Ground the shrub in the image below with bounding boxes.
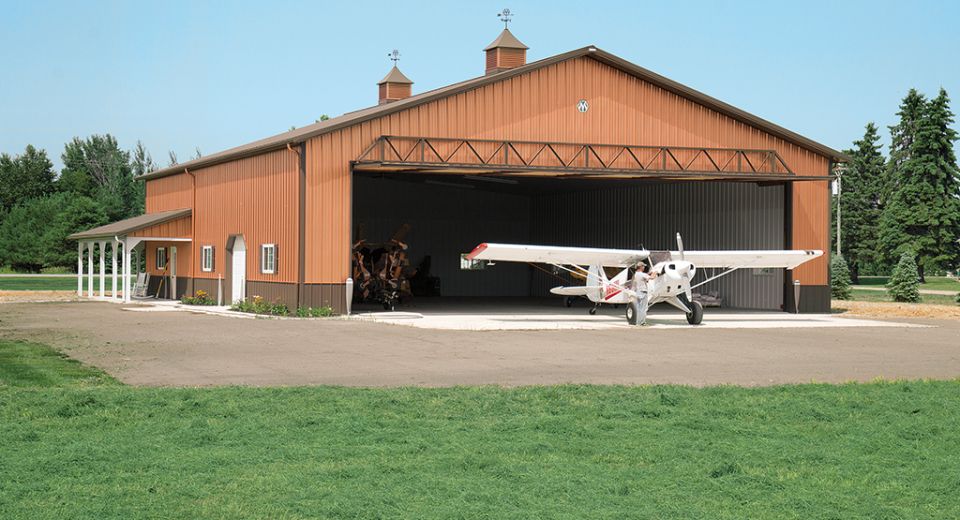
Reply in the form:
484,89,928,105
181,289,215,306
296,306,335,318
830,254,852,300
887,252,921,303
230,295,289,316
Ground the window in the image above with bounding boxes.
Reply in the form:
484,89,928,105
201,246,214,272
156,247,167,270
261,244,276,274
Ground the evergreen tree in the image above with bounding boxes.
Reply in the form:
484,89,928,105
878,89,960,281
882,89,926,212
837,123,885,280
40,194,108,268
0,145,56,213
886,251,920,302
0,195,62,272
830,254,852,300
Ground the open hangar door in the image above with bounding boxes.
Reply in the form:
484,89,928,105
352,171,786,310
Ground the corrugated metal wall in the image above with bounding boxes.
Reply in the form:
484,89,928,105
191,149,300,283
145,173,192,213
530,182,785,309
129,216,192,238
353,176,531,296
306,55,830,286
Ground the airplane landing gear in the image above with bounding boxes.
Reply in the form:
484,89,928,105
588,306,598,315
625,304,637,325
686,300,703,325
564,296,575,308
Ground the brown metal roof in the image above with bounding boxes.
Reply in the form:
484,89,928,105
483,29,529,51
377,65,413,85
139,46,846,181
68,208,192,240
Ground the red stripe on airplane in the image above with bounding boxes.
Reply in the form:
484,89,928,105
465,243,488,260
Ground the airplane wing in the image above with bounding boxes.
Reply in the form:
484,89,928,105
671,250,823,269
549,286,597,296
465,243,649,267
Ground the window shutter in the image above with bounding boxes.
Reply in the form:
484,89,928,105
211,247,215,272
274,244,278,273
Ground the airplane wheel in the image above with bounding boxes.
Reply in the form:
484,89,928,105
625,305,637,325
588,307,597,315
564,296,574,308
686,301,703,325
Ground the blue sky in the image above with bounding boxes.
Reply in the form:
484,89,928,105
1,0,957,169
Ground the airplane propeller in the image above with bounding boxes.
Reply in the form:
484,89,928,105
676,233,693,302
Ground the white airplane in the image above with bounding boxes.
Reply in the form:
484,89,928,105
464,234,822,325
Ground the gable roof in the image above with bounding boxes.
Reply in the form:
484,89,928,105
68,208,192,240
140,46,845,181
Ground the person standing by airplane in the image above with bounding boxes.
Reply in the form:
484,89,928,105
630,262,658,326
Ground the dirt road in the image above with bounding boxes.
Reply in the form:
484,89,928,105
2,301,958,387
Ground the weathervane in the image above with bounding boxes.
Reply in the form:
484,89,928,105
388,49,400,64
497,8,513,29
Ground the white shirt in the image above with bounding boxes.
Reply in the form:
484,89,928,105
633,271,653,293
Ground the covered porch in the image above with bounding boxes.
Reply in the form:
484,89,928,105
68,209,192,303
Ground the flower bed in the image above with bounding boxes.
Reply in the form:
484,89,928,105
229,296,336,318
181,290,216,306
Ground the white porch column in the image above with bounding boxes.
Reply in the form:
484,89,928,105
111,241,118,300
123,241,132,303
87,241,94,298
98,240,106,298
77,242,84,296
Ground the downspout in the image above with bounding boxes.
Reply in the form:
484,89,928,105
287,143,305,310
184,168,196,297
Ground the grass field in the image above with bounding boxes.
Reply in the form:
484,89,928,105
857,275,960,292
849,288,959,306
0,276,109,291
2,340,959,518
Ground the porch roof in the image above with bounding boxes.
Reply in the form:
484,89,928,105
68,208,192,240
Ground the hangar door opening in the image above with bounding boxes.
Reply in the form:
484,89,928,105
352,173,785,310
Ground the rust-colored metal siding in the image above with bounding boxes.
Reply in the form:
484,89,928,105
129,216,192,238
305,55,831,285
792,180,830,285
191,148,299,284
144,242,192,278
145,173,193,213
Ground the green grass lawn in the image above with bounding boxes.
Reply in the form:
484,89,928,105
0,276,111,291
857,275,960,292
2,339,960,519
849,288,959,306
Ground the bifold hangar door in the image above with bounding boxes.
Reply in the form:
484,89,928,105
352,174,785,310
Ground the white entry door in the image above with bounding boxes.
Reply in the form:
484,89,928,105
232,237,246,303
170,246,177,299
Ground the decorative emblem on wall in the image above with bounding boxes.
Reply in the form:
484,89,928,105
577,99,589,113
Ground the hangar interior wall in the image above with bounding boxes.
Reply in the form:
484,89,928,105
530,182,785,310
354,176,786,310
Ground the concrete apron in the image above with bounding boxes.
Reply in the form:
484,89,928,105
349,309,929,331
110,298,929,331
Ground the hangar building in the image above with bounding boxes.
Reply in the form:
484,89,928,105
70,27,843,314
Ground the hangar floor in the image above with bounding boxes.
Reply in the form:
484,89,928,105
350,297,922,331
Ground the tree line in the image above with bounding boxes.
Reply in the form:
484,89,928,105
835,88,960,283
0,135,156,272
